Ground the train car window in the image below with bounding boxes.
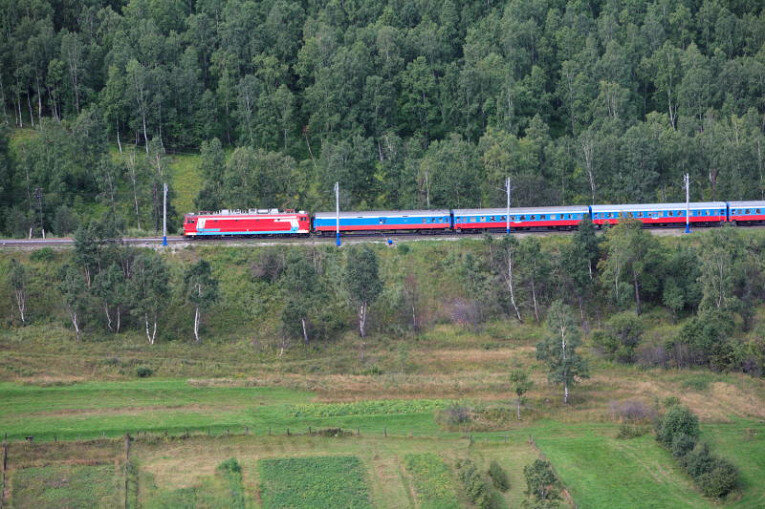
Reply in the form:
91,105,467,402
745,209,750,214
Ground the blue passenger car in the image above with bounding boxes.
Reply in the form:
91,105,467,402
313,210,452,233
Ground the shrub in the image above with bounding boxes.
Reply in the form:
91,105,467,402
610,400,656,423
30,248,55,262
135,366,153,378
523,459,561,503
592,312,644,363
217,458,242,474
250,250,284,282
487,461,509,492
616,423,648,439
456,459,502,509
680,444,739,498
670,433,697,457
656,404,699,449
443,404,471,426
698,460,738,498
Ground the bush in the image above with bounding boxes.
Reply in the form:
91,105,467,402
30,248,55,262
442,404,471,426
610,400,656,423
616,423,648,439
135,366,153,378
680,443,715,479
488,461,509,492
217,457,242,474
523,459,561,503
698,460,738,498
592,312,644,363
670,433,697,457
456,459,502,509
655,404,699,449
680,444,739,498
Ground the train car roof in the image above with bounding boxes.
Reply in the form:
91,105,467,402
453,205,589,215
187,209,307,216
727,201,765,207
591,202,726,212
314,210,450,219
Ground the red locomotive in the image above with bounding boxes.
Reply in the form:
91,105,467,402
183,209,311,237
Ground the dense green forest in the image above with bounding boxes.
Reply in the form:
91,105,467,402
1,0,765,235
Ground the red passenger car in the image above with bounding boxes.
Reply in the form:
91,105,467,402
183,209,311,237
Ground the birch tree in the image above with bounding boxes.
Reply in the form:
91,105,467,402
59,264,86,340
494,236,523,322
536,300,588,404
281,252,319,345
93,263,127,333
10,259,27,325
184,259,219,343
345,246,382,338
131,252,170,345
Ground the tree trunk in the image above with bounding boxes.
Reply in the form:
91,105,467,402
301,317,309,345
564,381,569,404
116,121,123,154
104,304,113,332
516,398,521,420
26,92,34,127
68,307,81,341
358,301,368,338
145,314,157,345
35,77,43,123
14,288,26,324
194,305,201,343
633,271,641,315
142,114,149,154
506,253,522,321
530,277,539,322
115,306,121,333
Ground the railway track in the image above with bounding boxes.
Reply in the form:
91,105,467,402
1,225,762,251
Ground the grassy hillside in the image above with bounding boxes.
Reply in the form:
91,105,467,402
1,234,763,507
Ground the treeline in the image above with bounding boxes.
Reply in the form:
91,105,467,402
2,220,764,376
1,0,765,235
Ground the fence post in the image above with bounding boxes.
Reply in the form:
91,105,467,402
1,436,8,509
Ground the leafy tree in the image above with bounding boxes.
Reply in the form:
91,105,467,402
281,251,319,345
344,246,382,338
131,252,170,345
509,369,533,419
523,459,561,505
58,264,87,340
536,301,588,404
599,218,663,314
517,237,552,321
592,312,645,363
92,262,128,333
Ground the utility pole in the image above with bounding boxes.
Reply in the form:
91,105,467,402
684,173,691,234
34,187,44,239
505,177,513,235
162,183,168,246
334,182,341,247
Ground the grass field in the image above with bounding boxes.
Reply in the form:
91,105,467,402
259,455,371,508
403,453,460,509
10,464,121,508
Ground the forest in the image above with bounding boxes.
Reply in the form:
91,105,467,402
0,0,764,236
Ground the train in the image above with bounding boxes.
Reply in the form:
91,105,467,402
182,201,765,238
